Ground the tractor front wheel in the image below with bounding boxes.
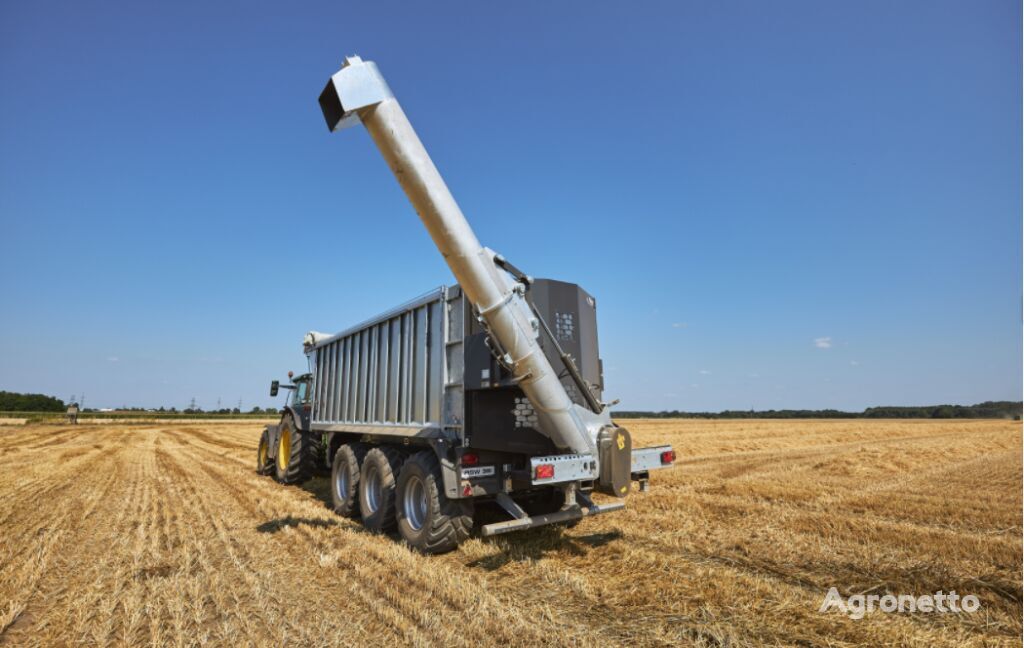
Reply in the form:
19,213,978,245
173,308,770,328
256,428,274,476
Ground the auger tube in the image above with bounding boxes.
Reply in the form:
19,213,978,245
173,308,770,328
318,56,606,456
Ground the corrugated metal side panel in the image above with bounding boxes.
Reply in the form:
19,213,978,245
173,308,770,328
443,286,464,430
310,289,449,428
427,300,443,422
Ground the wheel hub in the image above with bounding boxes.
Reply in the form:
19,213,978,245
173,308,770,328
403,475,428,531
364,466,381,514
335,459,349,499
277,428,291,472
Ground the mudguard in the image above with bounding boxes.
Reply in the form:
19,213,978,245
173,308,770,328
264,424,280,460
597,426,632,497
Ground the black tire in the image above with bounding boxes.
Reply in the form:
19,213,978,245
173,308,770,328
274,414,321,484
358,446,405,532
256,428,274,476
331,442,369,517
395,451,474,554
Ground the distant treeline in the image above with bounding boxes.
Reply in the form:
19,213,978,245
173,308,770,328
0,391,278,415
613,401,1023,420
0,391,65,412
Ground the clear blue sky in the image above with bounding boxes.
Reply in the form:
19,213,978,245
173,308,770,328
1,1,1020,412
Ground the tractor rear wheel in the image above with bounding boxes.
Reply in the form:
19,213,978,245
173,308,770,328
358,446,405,532
256,428,274,476
331,442,369,517
396,451,473,554
274,414,320,484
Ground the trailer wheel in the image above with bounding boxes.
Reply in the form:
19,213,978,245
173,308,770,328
331,443,368,517
396,451,473,554
358,446,404,532
256,428,274,476
274,414,320,484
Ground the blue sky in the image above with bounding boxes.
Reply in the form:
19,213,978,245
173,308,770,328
1,1,1020,411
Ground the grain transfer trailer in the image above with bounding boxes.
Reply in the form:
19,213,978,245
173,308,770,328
255,55,674,553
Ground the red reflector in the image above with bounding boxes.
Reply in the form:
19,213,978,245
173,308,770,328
535,464,555,480
462,484,473,497
461,452,479,466
661,450,676,465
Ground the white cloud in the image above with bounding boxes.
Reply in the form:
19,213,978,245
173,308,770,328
814,337,832,349
699,369,711,375
107,356,119,363
849,360,859,366
672,322,688,329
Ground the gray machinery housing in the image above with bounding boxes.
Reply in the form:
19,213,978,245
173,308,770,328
259,54,674,546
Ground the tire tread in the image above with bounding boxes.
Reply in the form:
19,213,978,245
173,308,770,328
400,451,473,554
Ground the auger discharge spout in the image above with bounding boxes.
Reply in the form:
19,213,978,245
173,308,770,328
318,56,606,457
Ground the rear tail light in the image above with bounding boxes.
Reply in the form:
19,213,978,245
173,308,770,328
461,452,479,466
535,464,555,480
661,450,676,465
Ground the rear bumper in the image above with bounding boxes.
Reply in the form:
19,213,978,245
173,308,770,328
526,445,675,487
479,491,625,537
630,444,675,476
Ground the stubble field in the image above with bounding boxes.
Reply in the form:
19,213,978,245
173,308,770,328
0,418,1020,646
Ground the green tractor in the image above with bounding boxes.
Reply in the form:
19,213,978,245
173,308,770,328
256,372,322,484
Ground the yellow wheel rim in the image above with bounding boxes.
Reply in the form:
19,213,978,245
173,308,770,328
258,440,268,467
277,428,291,472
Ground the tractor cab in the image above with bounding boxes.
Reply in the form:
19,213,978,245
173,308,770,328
289,374,313,407
269,372,313,426
269,372,313,404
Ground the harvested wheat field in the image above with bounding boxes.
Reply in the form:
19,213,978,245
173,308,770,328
0,419,1020,647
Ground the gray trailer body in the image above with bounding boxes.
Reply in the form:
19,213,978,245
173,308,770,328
308,286,457,440
306,280,605,448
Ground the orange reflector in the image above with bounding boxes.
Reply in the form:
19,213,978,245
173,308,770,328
535,464,555,480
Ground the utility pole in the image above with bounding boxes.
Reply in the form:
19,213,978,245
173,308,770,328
189,397,197,412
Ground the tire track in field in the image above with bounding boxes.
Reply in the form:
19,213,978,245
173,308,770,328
677,427,998,479
0,438,115,562
175,426,254,452
152,446,283,645
0,439,123,644
0,433,109,498
157,442,405,646
0,426,75,451
163,441,436,646
15,434,185,645
25,440,140,646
